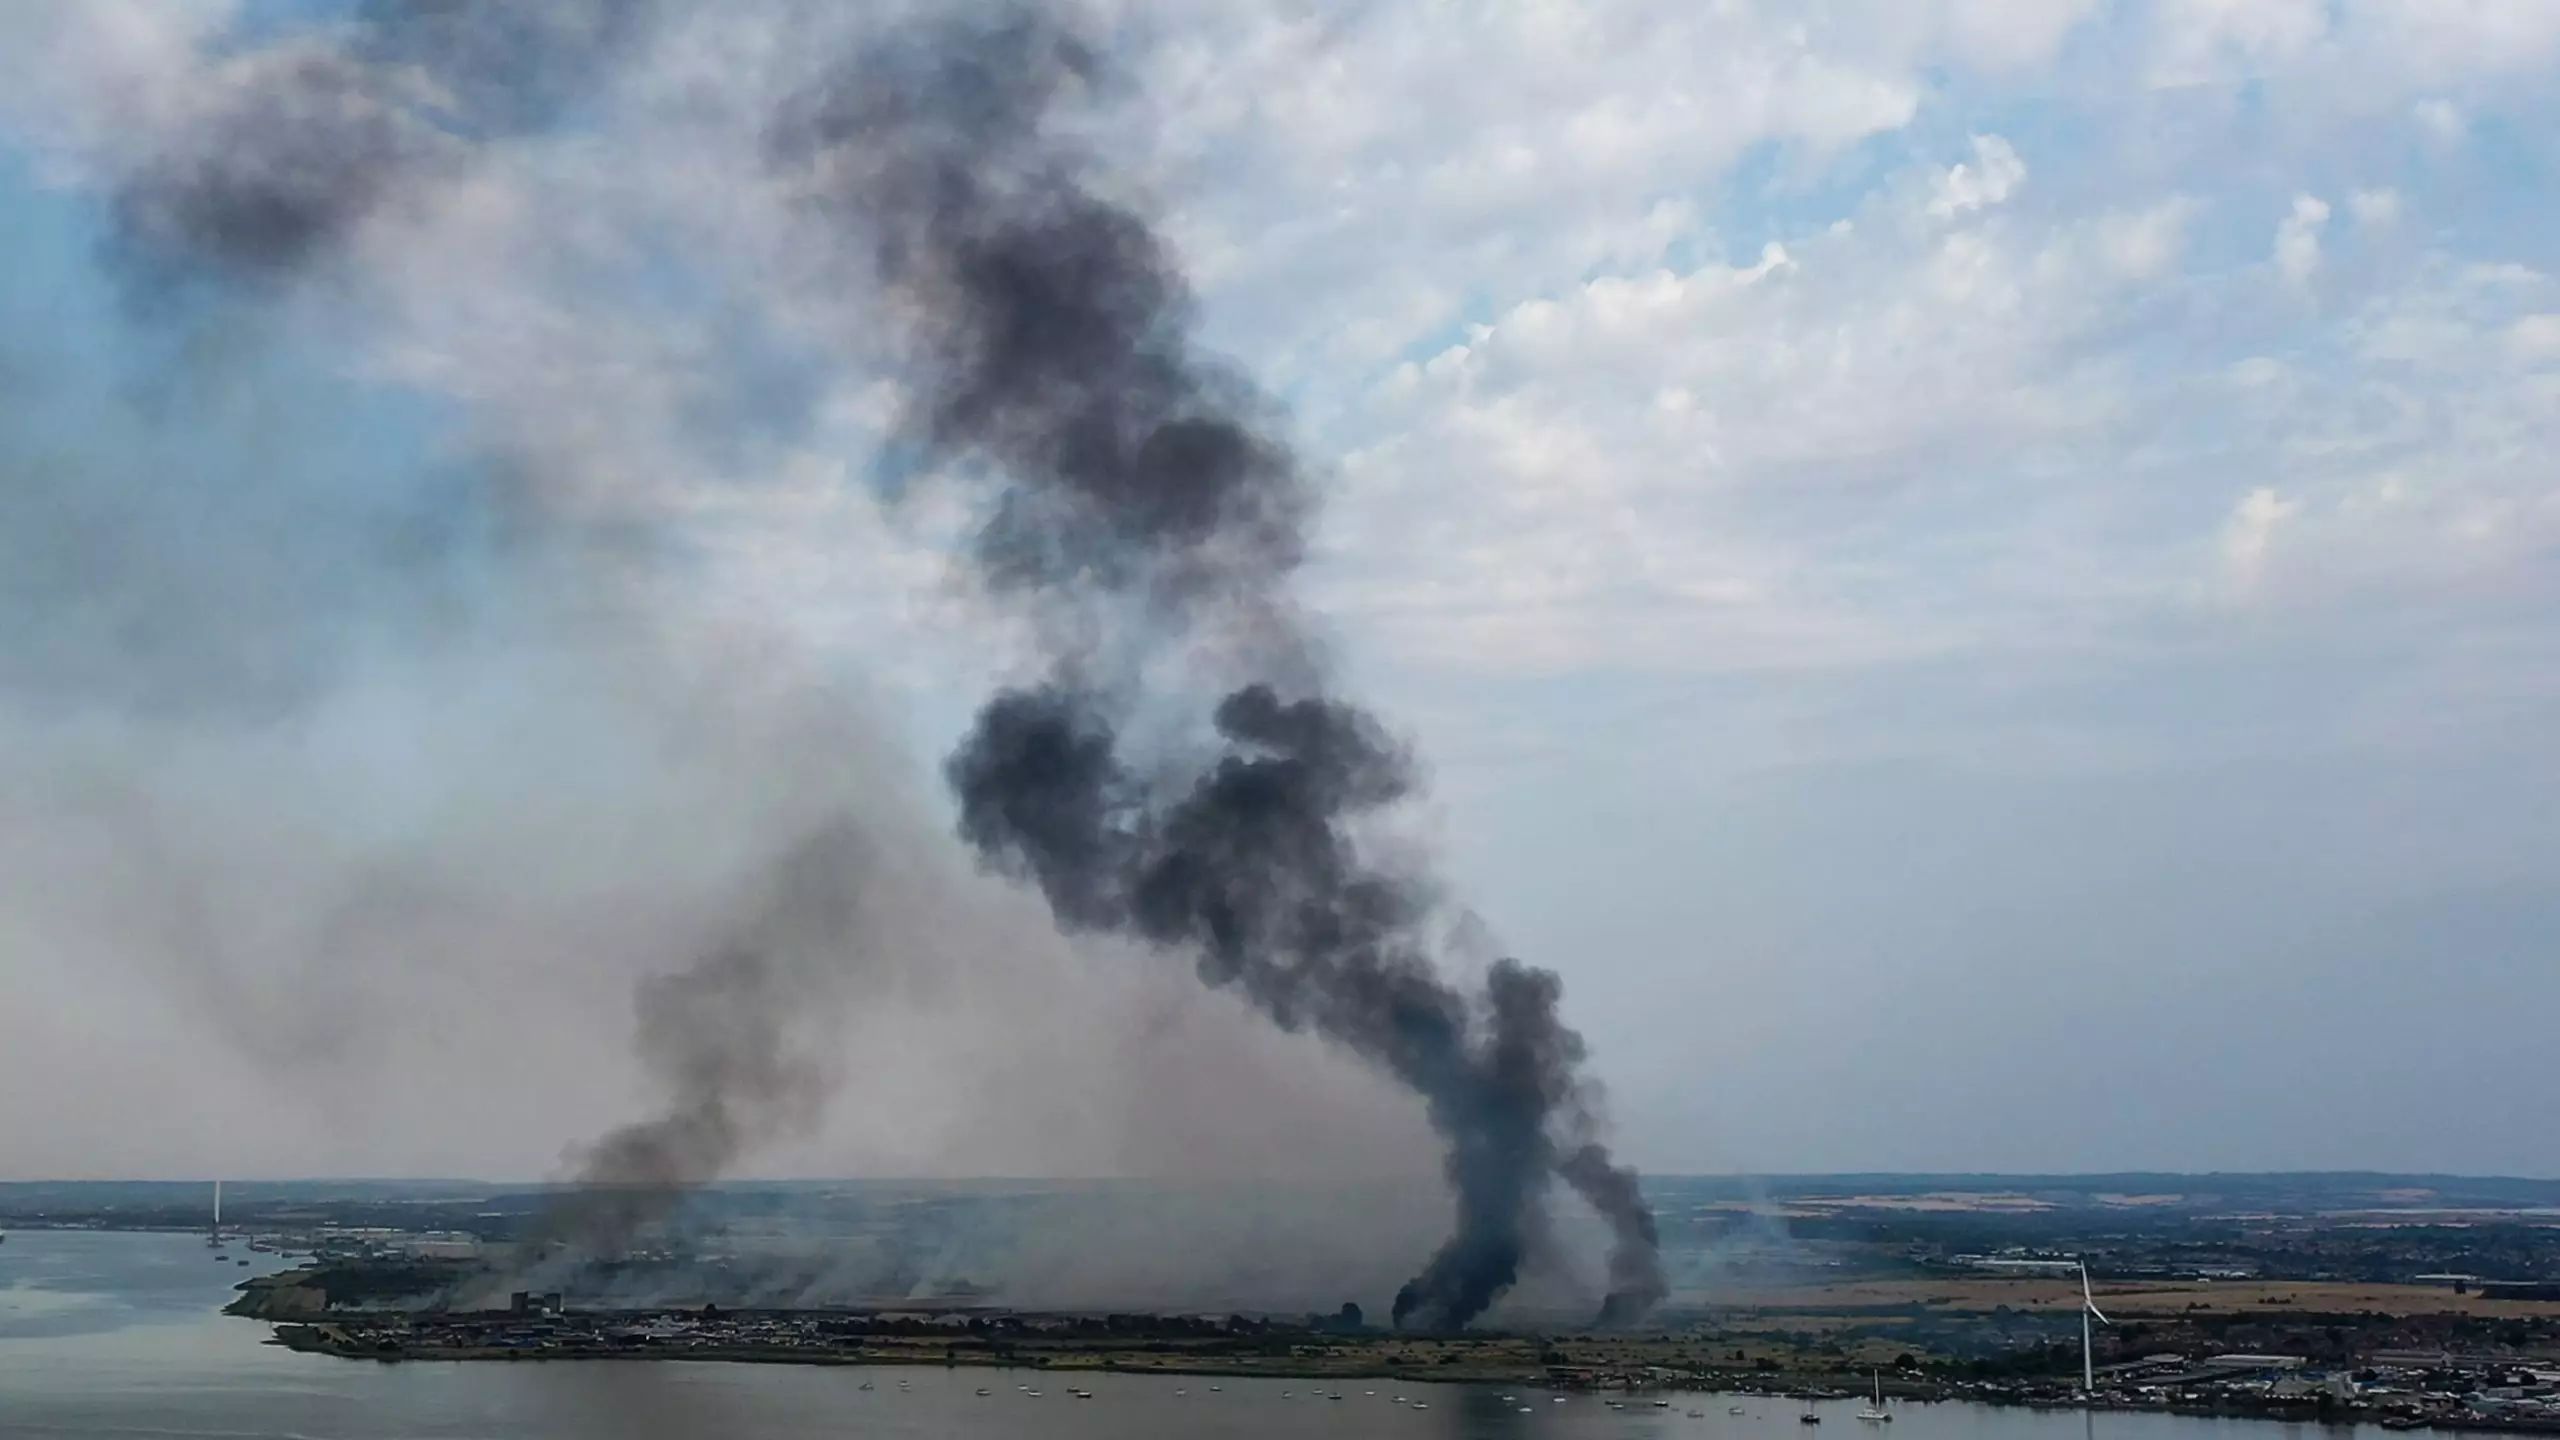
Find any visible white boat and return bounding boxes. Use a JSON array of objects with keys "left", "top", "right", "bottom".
[{"left": 1858, "top": 1371, "right": 1892, "bottom": 1423}]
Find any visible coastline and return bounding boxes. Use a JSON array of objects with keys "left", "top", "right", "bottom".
[{"left": 251, "top": 1320, "right": 2560, "bottom": 1434}]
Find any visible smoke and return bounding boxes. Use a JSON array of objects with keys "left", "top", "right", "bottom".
[
  {"left": 535, "top": 820, "right": 869, "bottom": 1252},
  {"left": 50, "top": 0, "right": 900, "bottom": 1245},
  {"left": 113, "top": 0, "right": 652, "bottom": 285},
  {"left": 2, "top": 0, "right": 1660, "bottom": 1324},
  {"left": 776, "top": 4, "right": 1661, "bottom": 1328}
]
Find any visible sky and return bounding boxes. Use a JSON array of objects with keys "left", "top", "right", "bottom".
[{"left": 1, "top": 0, "right": 2557, "bottom": 1183}]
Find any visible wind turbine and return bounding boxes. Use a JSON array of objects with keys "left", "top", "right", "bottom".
[{"left": 2078, "top": 1261, "right": 2111, "bottom": 1393}]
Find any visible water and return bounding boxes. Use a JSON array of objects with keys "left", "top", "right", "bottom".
[{"left": 0, "top": 1231, "right": 2471, "bottom": 1439}]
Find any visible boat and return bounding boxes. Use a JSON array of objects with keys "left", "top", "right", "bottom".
[
  {"left": 858, "top": 1382, "right": 872, "bottom": 1391},
  {"left": 1689, "top": 1410, "right": 1706, "bottom": 1418},
  {"left": 975, "top": 1388, "right": 990, "bottom": 1397},
  {"left": 1801, "top": 1398, "right": 1823, "bottom": 1425},
  {"left": 1858, "top": 1371, "right": 1892, "bottom": 1423},
  {"left": 1731, "top": 1406, "right": 1748, "bottom": 1415},
  {"left": 1656, "top": 1398, "right": 1672, "bottom": 1407},
  {"left": 1411, "top": 1402, "right": 1429, "bottom": 1411}
]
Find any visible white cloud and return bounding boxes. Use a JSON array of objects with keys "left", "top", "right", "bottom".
[
  {"left": 2221, "top": 487, "right": 2299, "bottom": 592},
  {"left": 2096, "top": 197, "right": 2200, "bottom": 280},
  {"left": 2275, "top": 194, "right": 2331, "bottom": 288},
  {"left": 2348, "top": 188, "right": 2402, "bottom": 226},
  {"left": 1936, "top": 0, "right": 2103, "bottom": 70},
  {"left": 1928, "top": 134, "right": 2028, "bottom": 219},
  {"left": 2412, "top": 97, "right": 2466, "bottom": 142},
  {"left": 2510, "top": 314, "right": 2560, "bottom": 365},
  {"left": 2151, "top": 0, "right": 2330, "bottom": 83}
]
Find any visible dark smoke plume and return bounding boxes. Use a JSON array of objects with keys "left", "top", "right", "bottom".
[
  {"left": 779, "top": 5, "right": 1662, "bottom": 1328},
  {"left": 537, "top": 822, "right": 870, "bottom": 1254},
  {"left": 115, "top": 0, "right": 650, "bottom": 283},
  {"left": 93, "top": 0, "right": 1663, "bottom": 1320}
]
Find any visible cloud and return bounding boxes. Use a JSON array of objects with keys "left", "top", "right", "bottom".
[
  {"left": 2221, "top": 486, "right": 2298, "bottom": 592},
  {"left": 2348, "top": 187, "right": 2402, "bottom": 226},
  {"left": 2412, "top": 97, "right": 2467, "bottom": 141},
  {"left": 1936, "top": 0, "right": 2102, "bottom": 71},
  {"left": 1927, "top": 134, "right": 2027, "bottom": 220},
  {"left": 2096, "top": 196, "right": 2199, "bottom": 279},
  {"left": 2275, "top": 193, "right": 2330, "bottom": 288},
  {"left": 6, "top": 0, "right": 2560, "bottom": 1181},
  {"left": 2150, "top": 0, "right": 2329, "bottom": 83}
]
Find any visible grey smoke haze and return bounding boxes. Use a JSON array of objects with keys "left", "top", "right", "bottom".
[
  {"left": 776, "top": 5, "right": 1661, "bottom": 1328},
  {"left": 44, "top": 0, "right": 1666, "bottom": 1320},
  {"left": 0, "top": 0, "right": 1572, "bottom": 1317},
  {"left": 536, "top": 821, "right": 868, "bottom": 1252},
  {"left": 114, "top": 0, "right": 651, "bottom": 284},
  {"left": 88, "top": 0, "right": 900, "bottom": 1253}
]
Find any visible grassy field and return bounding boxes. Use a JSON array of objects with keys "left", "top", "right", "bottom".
[{"left": 1704, "top": 1276, "right": 2560, "bottom": 1319}]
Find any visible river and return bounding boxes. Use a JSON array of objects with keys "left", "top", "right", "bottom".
[{"left": 0, "top": 1230, "right": 2483, "bottom": 1439}]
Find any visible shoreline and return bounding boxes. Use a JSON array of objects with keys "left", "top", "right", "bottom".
[{"left": 255, "top": 1322, "right": 2560, "bottom": 1434}]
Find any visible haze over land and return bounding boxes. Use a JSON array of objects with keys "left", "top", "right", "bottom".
[{"left": 2, "top": 0, "right": 2558, "bottom": 1200}]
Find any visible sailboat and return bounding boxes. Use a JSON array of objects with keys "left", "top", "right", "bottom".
[
  {"left": 1800, "top": 1397, "right": 1823, "bottom": 1425},
  {"left": 207, "top": 1179, "right": 226, "bottom": 1253},
  {"left": 1857, "top": 1371, "right": 1892, "bottom": 1423}
]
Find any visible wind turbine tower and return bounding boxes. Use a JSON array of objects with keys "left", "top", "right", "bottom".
[{"left": 2079, "top": 1261, "right": 2111, "bottom": 1393}]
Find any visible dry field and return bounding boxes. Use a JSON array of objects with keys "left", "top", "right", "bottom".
[{"left": 1704, "top": 1276, "right": 2560, "bottom": 1318}]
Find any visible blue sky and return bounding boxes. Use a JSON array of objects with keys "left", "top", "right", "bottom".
[{"left": 1, "top": 0, "right": 2556, "bottom": 1181}]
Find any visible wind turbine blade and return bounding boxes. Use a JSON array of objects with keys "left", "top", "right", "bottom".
[
  {"left": 2081, "top": 1265, "right": 2095, "bottom": 1306},
  {"left": 2089, "top": 1303, "right": 2111, "bottom": 1326}
]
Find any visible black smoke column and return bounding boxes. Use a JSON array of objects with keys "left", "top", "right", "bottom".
[{"left": 780, "top": 4, "right": 1663, "bottom": 1329}]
